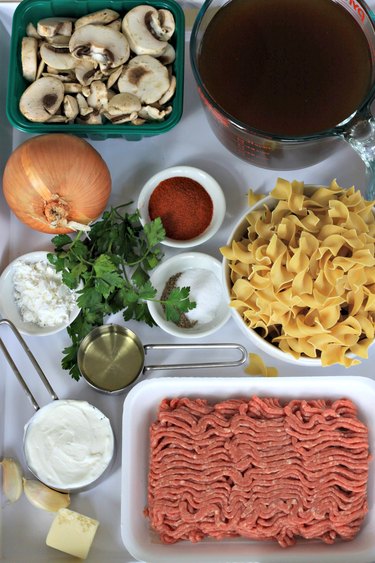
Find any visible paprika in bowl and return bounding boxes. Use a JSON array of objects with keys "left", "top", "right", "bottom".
[{"left": 137, "top": 166, "right": 226, "bottom": 248}]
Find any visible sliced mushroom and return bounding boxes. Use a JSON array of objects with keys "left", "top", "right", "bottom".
[
  {"left": 64, "top": 82, "right": 82, "bottom": 94},
  {"left": 63, "top": 95, "right": 79, "bottom": 120},
  {"left": 76, "top": 92, "right": 93, "bottom": 115},
  {"left": 122, "top": 6, "right": 169, "bottom": 56},
  {"left": 36, "top": 59, "right": 45, "bottom": 80},
  {"left": 81, "top": 86, "right": 91, "bottom": 97},
  {"left": 138, "top": 104, "right": 172, "bottom": 120},
  {"left": 104, "top": 110, "right": 138, "bottom": 124},
  {"left": 21, "top": 37, "right": 38, "bottom": 82},
  {"left": 106, "top": 65, "right": 123, "bottom": 89},
  {"left": 158, "top": 75, "right": 176, "bottom": 104},
  {"left": 69, "top": 24, "right": 130, "bottom": 70},
  {"left": 131, "top": 116, "right": 146, "bottom": 126},
  {"left": 107, "top": 92, "right": 141, "bottom": 116},
  {"left": 40, "top": 42, "right": 76, "bottom": 70},
  {"left": 26, "top": 22, "right": 41, "bottom": 40},
  {"left": 158, "top": 43, "right": 175, "bottom": 65},
  {"left": 77, "top": 110, "right": 102, "bottom": 124},
  {"left": 42, "top": 71, "right": 75, "bottom": 82},
  {"left": 107, "top": 19, "right": 122, "bottom": 31},
  {"left": 37, "top": 18, "right": 74, "bottom": 38},
  {"left": 74, "top": 9, "right": 120, "bottom": 29},
  {"left": 47, "top": 114, "right": 68, "bottom": 123},
  {"left": 87, "top": 81, "right": 108, "bottom": 110},
  {"left": 118, "top": 55, "right": 170, "bottom": 104},
  {"left": 148, "top": 9, "right": 175, "bottom": 41},
  {"left": 19, "top": 76, "right": 64, "bottom": 122},
  {"left": 75, "top": 60, "right": 101, "bottom": 86},
  {"left": 46, "top": 34, "right": 71, "bottom": 47}
]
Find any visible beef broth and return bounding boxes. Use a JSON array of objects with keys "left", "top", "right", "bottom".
[{"left": 198, "top": 0, "right": 372, "bottom": 136}]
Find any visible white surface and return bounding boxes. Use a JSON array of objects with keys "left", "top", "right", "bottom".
[
  {"left": 137, "top": 165, "right": 226, "bottom": 247},
  {"left": 1, "top": 1, "right": 375, "bottom": 562},
  {"left": 121, "top": 376, "right": 375, "bottom": 563},
  {"left": 0, "top": 251, "right": 80, "bottom": 336},
  {"left": 148, "top": 251, "right": 230, "bottom": 337}
]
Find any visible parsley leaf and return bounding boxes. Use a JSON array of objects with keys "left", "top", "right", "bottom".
[{"left": 48, "top": 204, "right": 195, "bottom": 380}]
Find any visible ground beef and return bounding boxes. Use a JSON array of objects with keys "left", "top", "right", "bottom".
[{"left": 146, "top": 396, "right": 370, "bottom": 547}]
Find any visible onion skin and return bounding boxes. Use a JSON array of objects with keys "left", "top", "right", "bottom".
[{"left": 2, "top": 134, "right": 112, "bottom": 234}]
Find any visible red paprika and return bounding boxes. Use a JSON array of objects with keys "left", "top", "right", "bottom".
[{"left": 148, "top": 176, "right": 213, "bottom": 240}]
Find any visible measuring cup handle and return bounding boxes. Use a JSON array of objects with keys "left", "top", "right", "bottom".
[
  {"left": 143, "top": 343, "right": 247, "bottom": 371},
  {"left": 0, "top": 319, "right": 58, "bottom": 410},
  {"left": 342, "top": 106, "right": 375, "bottom": 200}
]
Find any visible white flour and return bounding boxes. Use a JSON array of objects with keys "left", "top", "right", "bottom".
[{"left": 13, "top": 259, "right": 77, "bottom": 327}]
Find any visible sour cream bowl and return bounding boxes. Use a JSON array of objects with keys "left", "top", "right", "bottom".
[{"left": 23, "top": 399, "right": 115, "bottom": 493}]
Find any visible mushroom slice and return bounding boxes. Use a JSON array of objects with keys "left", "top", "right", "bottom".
[
  {"left": 107, "top": 19, "right": 122, "bottom": 31},
  {"left": 107, "top": 92, "right": 141, "bottom": 116},
  {"left": 63, "top": 95, "right": 79, "bottom": 120},
  {"left": 158, "top": 75, "right": 176, "bottom": 105},
  {"left": 76, "top": 92, "right": 93, "bottom": 115},
  {"left": 87, "top": 81, "right": 108, "bottom": 111},
  {"left": 106, "top": 65, "right": 123, "bottom": 89},
  {"left": 19, "top": 76, "right": 64, "bottom": 122},
  {"left": 47, "top": 114, "right": 68, "bottom": 123},
  {"left": 81, "top": 86, "right": 91, "bottom": 97},
  {"left": 139, "top": 104, "right": 172, "bottom": 120},
  {"left": 26, "top": 22, "right": 41, "bottom": 39},
  {"left": 75, "top": 60, "right": 101, "bottom": 86},
  {"left": 69, "top": 24, "right": 130, "bottom": 70},
  {"left": 64, "top": 82, "right": 82, "bottom": 94},
  {"left": 37, "top": 18, "right": 74, "bottom": 38},
  {"left": 46, "top": 34, "right": 71, "bottom": 47},
  {"left": 158, "top": 43, "right": 175, "bottom": 65},
  {"left": 104, "top": 110, "right": 138, "bottom": 124},
  {"left": 77, "top": 110, "right": 102, "bottom": 124},
  {"left": 122, "top": 6, "right": 168, "bottom": 56},
  {"left": 40, "top": 42, "right": 76, "bottom": 70},
  {"left": 21, "top": 37, "right": 38, "bottom": 82},
  {"left": 118, "top": 55, "right": 170, "bottom": 104},
  {"left": 149, "top": 9, "right": 175, "bottom": 41},
  {"left": 36, "top": 59, "right": 45, "bottom": 80},
  {"left": 74, "top": 9, "right": 120, "bottom": 29},
  {"left": 131, "top": 117, "right": 146, "bottom": 126}
]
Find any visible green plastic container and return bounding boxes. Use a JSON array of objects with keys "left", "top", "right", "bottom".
[{"left": 7, "top": 0, "right": 185, "bottom": 140}]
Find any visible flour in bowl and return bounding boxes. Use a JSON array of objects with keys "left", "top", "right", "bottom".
[{"left": 13, "top": 258, "right": 77, "bottom": 327}]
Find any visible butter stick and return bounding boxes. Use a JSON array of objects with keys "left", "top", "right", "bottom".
[{"left": 46, "top": 508, "right": 99, "bottom": 559}]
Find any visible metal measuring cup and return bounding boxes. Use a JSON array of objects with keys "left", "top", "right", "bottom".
[
  {"left": 77, "top": 324, "right": 247, "bottom": 394},
  {"left": 0, "top": 319, "right": 115, "bottom": 492}
]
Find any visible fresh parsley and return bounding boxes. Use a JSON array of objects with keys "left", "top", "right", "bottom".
[{"left": 48, "top": 204, "right": 195, "bottom": 381}]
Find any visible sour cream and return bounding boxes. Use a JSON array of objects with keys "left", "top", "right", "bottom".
[{"left": 24, "top": 400, "right": 114, "bottom": 491}]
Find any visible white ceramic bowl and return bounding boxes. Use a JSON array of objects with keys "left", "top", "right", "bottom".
[
  {"left": 222, "top": 186, "right": 375, "bottom": 366},
  {"left": 148, "top": 252, "right": 230, "bottom": 338},
  {"left": 138, "top": 165, "right": 226, "bottom": 248},
  {"left": 0, "top": 251, "right": 80, "bottom": 336}
]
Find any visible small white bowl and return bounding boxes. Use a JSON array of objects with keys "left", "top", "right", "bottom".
[
  {"left": 0, "top": 251, "right": 80, "bottom": 336},
  {"left": 138, "top": 165, "right": 226, "bottom": 248},
  {"left": 148, "top": 252, "right": 230, "bottom": 338},
  {"left": 222, "top": 186, "right": 375, "bottom": 366}
]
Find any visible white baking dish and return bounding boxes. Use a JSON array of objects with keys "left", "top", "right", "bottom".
[{"left": 121, "top": 376, "right": 375, "bottom": 563}]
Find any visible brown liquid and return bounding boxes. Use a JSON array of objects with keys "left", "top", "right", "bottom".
[{"left": 198, "top": 0, "right": 372, "bottom": 136}]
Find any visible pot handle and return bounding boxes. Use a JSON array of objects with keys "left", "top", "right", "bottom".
[
  {"left": 343, "top": 106, "right": 375, "bottom": 200},
  {"left": 143, "top": 342, "right": 247, "bottom": 371},
  {"left": 0, "top": 318, "right": 58, "bottom": 411}
]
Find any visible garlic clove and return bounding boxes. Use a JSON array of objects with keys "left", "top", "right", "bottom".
[
  {"left": 1, "top": 457, "right": 24, "bottom": 503},
  {"left": 23, "top": 478, "right": 70, "bottom": 512}
]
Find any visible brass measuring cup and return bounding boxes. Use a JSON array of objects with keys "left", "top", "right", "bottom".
[
  {"left": 0, "top": 318, "right": 115, "bottom": 492},
  {"left": 77, "top": 324, "right": 247, "bottom": 394}
]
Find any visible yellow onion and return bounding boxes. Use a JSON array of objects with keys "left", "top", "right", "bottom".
[{"left": 2, "top": 134, "right": 111, "bottom": 234}]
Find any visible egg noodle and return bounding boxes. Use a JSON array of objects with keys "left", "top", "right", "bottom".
[{"left": 221, "top": 179, "right": 375, "bottom": 367}]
